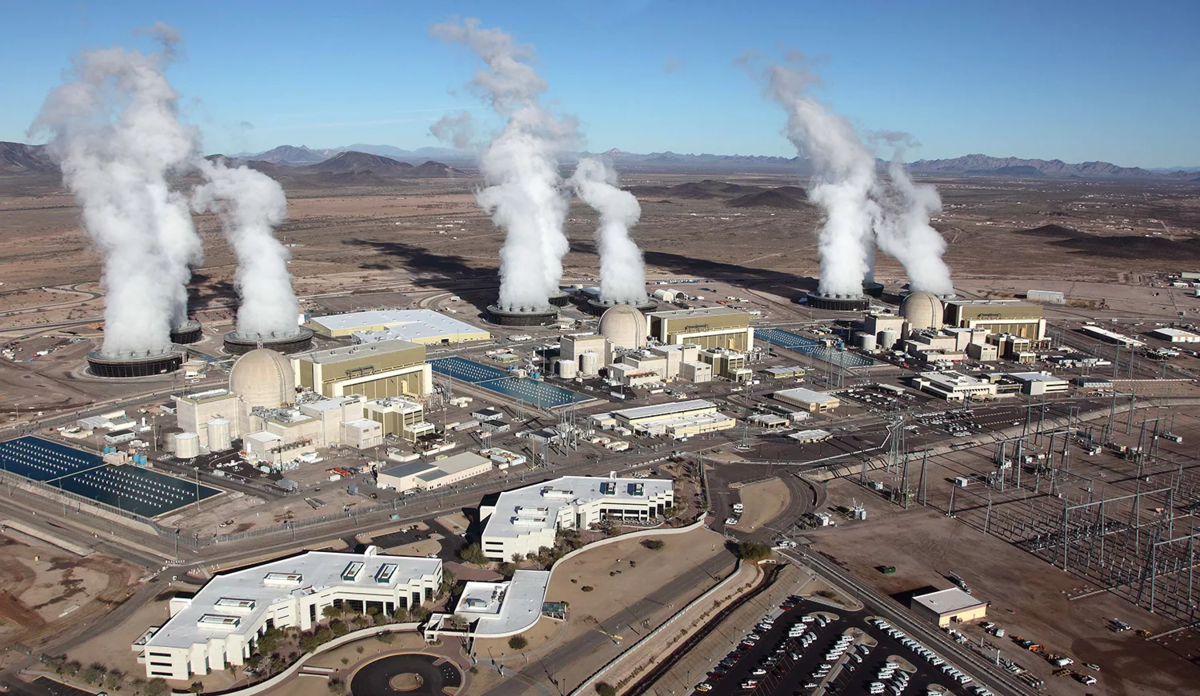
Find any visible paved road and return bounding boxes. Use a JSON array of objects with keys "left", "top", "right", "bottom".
[{"left": 480, "top": 550, "right": 738, "bottom": 696}]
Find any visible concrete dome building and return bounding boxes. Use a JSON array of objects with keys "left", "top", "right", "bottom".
[
  {"left": 901, "top": 291, "right": 944, "bottom": 334},
  {"left": 599, "top": 304, "right": 648, "bottom": 351},
  {"left": 230, "top": 349, "right": 295, "bottom": 410}
]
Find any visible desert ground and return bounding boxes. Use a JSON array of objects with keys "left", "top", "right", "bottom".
[
  {"left": 0, "top": 529, "right": 142, "bottom": 655},
  {"left": 2, "top": 171, "right": 1200, "bottom": 420}
]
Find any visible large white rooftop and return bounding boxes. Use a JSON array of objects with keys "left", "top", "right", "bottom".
[
  {"left": 648, "top": 306, "right": 746, "bottom": 320},
  {"left": 483, "top": 475, "right": 673, "bottom": 540},
  {"left": 310, "top": 309, "right": 487, "bottom": 342},
  {"left": 454, "top": 570, "right": 550, "bottom": 636},
  {"left": 298, "top": 339, "right": 423, "bottom": 365},
  {"left": 613, "top": 399, "right": 716, "bottom": 421},
  {"left": 912, "top": 587, "right": 987, "bottom": 615},
  {"left": 1007, "top": 372, "right": 1068, "bottom": 384},
  {"left": 142, "top": 551, "right": 440, "bottom": 650},
  {"left": 774, "top": 387, "right": 837, "bottom": 404}
]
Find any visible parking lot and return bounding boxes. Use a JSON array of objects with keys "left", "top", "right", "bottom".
[{"left": 701, "top": 598, "right": 977, "bottom": 696}]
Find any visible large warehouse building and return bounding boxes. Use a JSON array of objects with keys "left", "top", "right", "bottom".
[
  {"left": 647, "top": 307, "right": 754, "bottom": 352},
  {"left": 293, "top": 339, "right": 432, "bottom": 399},
  {"left": 773, "top": 387, "right": 840, "bottom": 413},
  {"left": 376, "top": 451, "right": 493, "bottom": 492},
  {"left": 943, "top": 300, "right": 1046, "bottom": 341},
  {"left": 611, "top": 399, "right": 737, "bottom": 438},
  {"left": 132, "top": 550, "right": 441, "bottom": 679},
  {"left": 479, "top": 475, "right": 674, "bottom": 561},
  {"left": 306, "top": 309, "right": 490, "bottom": 344}
]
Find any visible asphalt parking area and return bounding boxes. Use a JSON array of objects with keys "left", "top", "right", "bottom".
[{"left": 350, "top": 653, "right": 463, "bottom": 695}]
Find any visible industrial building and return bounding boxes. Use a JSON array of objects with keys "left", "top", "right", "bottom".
[
  {"left": 699, "top": 347, "right": 752, "bottom": 381},
  {"left": 599, "top": 304, "right": 648, "bottom": 351},
  {"left": 294, "top": 339, "right": 432, "bottom": 399},
  {"left": 363, "top": 397, "right": 433, "bottom": 441},
  {"left": 987, "top": 333, "right": 1036, "bottom": 363},
  {"left": 1026, "top": 289, "right": 1065, "bottom": 304},
  {"left": 306, "top": 309, "right": 490, "bottom": 344},
  {"left": 1149, "top": 327, "right": 1200, "bottom": 343},
  {"left": 131, "top": 550, "right": 441, "bottom": 679},
  {"left": 680, "top": 361, "right": 712, "bottom": 382},
  {"left": 909, "top": 587, "right": 988, "bottom": 628},
  {"left": 560, "top": 333, "right": 610, "bottom": 372},
  {"left": 479, "top": 475, "right": 674, "bottom": 561},
  {"left": 773, "top": 387, "right": 840, "bottom": 413},
  {"left": 912, "top": 371, "right": 998, "bottom": 402},
  {"left": 1081, "top": 325, "right": 1144, "bottom": 347},
  {"left": 175, "top": 389, "right": 243, "bottom": 450},
  {"left": 864, "top": 313, "right": 907, "bottom": 348},
  {"left": 646, "top": 306, "right": 753, "bottom": 352},
  {"left": 611, "top": 399, "right": 737, "bottom": 437},
  {"left": 376, "top": 451, "right": 493, "bottom": 493},
  {"left": 1007, "top": 372, "right": 1070, "bottom": 396},
  {"left": 944, "top": 299, "right": 1046, "bottom": 341}
]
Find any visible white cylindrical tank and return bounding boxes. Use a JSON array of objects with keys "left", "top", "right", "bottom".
[
  {"left": 879, "top": 329, "right": 899, "bottom": 350},
  {"left": 556, "top": 358, "right": 578, "bottom": 379},
  {"left": 579, "top": 351, "right": 600, "bottom": 376},
  {"left": 207, "top": 418, "right": 232, "bottom": 451},
  {"left": 857, "top": 333, "right": 877, "bottom": 351},
  {"left": 174, "top": 432, "right": 200, "bottom": 459}
]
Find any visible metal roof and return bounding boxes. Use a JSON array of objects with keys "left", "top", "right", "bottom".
[
  {"left": 311, "top": 309, "right": 486, "bottom": 341},
  {"left": 912, "top": 587, "right": 987, "bottom": 615},
  {"left": 613, "top": 399, "right": 715, "bottom": 420}
]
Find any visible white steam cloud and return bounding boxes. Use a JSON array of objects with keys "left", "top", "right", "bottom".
[
  {"left": 192, "top": 159, "right": 300, "bottom": 337},
  {"left": 569, "top": 158, "right": 647, "bottom": 304},
  {"left": 432, "top": 17, "right": 578, "bottom": 310},
  {"left": 764, "top": 62, "right": 878, "bottom": 298},
  {"left": 30, "top": 29, "right": 201, "bottom": 356},
  {"left": 872, "top": 155, "right": 954, "bottom": 296}
]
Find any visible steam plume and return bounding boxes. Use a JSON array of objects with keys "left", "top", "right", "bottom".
[
  {"left": 568, "top": 158, "right": 647, "bottom": 304},
  {"left": 764, "top": 61, "right": 878, "bottom": 298},
  {"left": 872, "top": 154, "right": 954, "bottom": 296},
  {"left": 432, "top": 18, "right": 578, "bottom": 310},
  {"left": 30, "top": 29, "right": 201, "bottom": 356},
  {"left": 192, "top": 159, "right": 299, "bottom": 337}
]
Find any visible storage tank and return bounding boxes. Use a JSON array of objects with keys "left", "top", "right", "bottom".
[
  {"left": 207, "top": 418, "right": 232, "bottom": 452},
  {"left": 174, "top": 432, "right": 200, "bottom": 459},
  {"left": 879, "top": 329, "right": 899, "bottom": 351},
  {"left": 556, "top": 358, "right": 578, "bottom": 379},
  {"left": 579, "top": 351, "right": 600, "bottom": 376},
  {"left": 856, "top": 333, "right": 877, "bottom": 351}
]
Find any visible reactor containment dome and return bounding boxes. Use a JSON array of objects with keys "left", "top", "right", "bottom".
[
  {"left": 230, "top": 348, "right": 296, "bottom": 409},
  {"left": 900, "top": 291, "right": 945, "bottom": 333},
  {"left": 599, "top": 304, "right": 648, "bottom": 351}
]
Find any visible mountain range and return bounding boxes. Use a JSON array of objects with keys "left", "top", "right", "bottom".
[{"left": 2, "top": 140, "right": 1197, "bottom": 181}]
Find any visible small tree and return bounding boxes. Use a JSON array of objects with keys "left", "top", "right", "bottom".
[
  {"left": 393, "top": 607, "right": 410, "bottom": 623},
  {"left": 641, "top": 539, "right": 664, "bottom": 550},
  {"left": 189, "top": 682, "right": 204, "bottom": 694},
  {"left": 145, "top": 678, "right": 170, "bottom": 696},
  {"left": 379, "top": 632, "right": 396, "bottom": 644},
  {"left": 596, "top": 682, "right": 617, "bottom": 696},
  {"left": 512, "top": 552, "right": 524, "bottom": 564},
  {"left": 322, "top": 605, "right": 341, "bottom": 620},
  {"left": 508, "top": 635, "right": 528, "bottom": 650},
  {"left": 737, "top": 540, "right": 772, "bottom": 563},
  {"left": 460, "top": 543, "right": 488, "bottom": 565},
  {"left": 411, "top": 605, "right": 431, "bottom": 621},
  {"left": 330, "top": 620, "right": 350, "bottom": 638},
  {"left": 328, "top": 677, "right": 345, "bottom": 694},
  {"left": 439, "top": 569, "right": 457, "bottom": 598}
]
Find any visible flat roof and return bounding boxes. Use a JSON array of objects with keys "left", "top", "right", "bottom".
[
  {"left": 912, "top": 587, "right": 987, "bottom": 615},
  {"left": 298, "top": 339, "right": 423, "bottom": 365},
  {"left": 483, "top": 475, "right": 673, "bottom": 540},
  {"left": 143, "top": 551, "right": 439, "bottom": 650},
  {"left": 312, "top": 309, "right": 486, "bottom": 339},
  {"left": 918, "top": 371, "right": 990, "bottom": 388},
  {"left": 379, "top": 462, "right": 437, "bottom": 479},
  {"left": 454, "top": 570, "right": 550, "bottom": 636},
  {"left": 1151, "top": 327, "right": 1200, "bottom": 338},
  {"left": 946, "top": 299, "right": 1032, "bottom": 307},
  {"left": 1008, "top": 372, "right": 1068, "bottom": 383},
  {"left": 613, "top": 399, "right": 715, "bottom": 420},
  {"left": 647, "top": 306, "right": 746, "bottom": 320},
  {"left": 774, "top": 387, "right": 837, "bottom": 404},
  {"left": 433, "top": 451, "right": 491, "bottom": 474}
]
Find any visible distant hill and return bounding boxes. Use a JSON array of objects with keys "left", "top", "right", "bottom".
[
  {"left": 301, "top": 151, "right": 415, "bottom": 176},
  {"left": 0, "top": 142, "right": 57, "bottom": 174},
  {"left": 727, "top": 189, "right": 810, "bottom": 210},
  {"left": 248, "top": 145, "right": 328, "bottom": 166},
  {"left": 909, "top": 154, "right": 1196, "bottom": 180}
]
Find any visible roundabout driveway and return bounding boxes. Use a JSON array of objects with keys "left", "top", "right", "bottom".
[{"left": 350, "top": 653, "right": 463, "bottom": 695}]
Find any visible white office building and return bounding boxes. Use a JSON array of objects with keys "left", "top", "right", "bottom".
[
  {"left": 479, "top": 475, "right": 674, "bottom": 562},
  {"left": 131, "top": 550, "right": 441, "bottom": 680}
]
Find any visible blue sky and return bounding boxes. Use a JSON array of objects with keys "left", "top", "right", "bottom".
[{"left": 4, "top": 0, "right": 1198, "bottom": 168}]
